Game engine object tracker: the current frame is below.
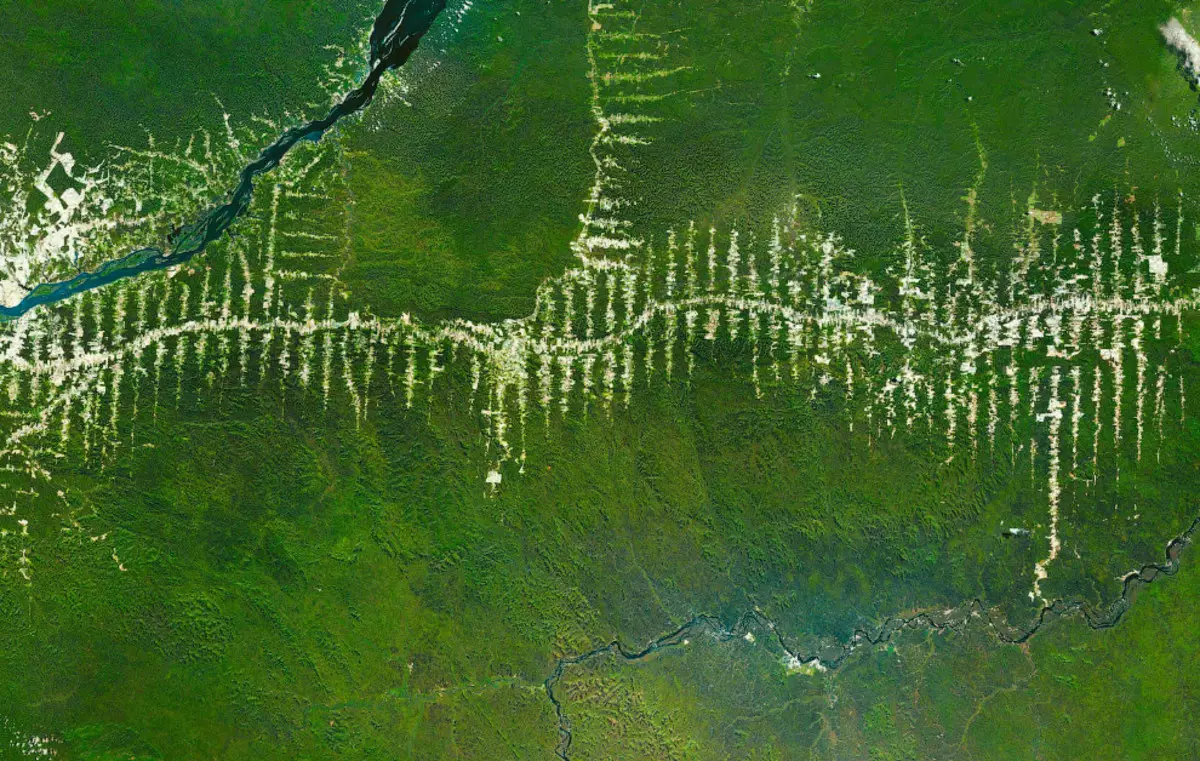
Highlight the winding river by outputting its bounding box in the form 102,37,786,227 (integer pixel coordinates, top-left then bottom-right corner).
544,514,1200,759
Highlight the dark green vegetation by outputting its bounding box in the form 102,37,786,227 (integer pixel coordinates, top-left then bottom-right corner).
335,0,1200,316
0,312,1196,758
338,0,595,322
0,0,378,156
3,0,1200,759
0,314,1196,760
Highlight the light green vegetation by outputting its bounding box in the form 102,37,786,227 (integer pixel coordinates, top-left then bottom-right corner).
1,0,1200,759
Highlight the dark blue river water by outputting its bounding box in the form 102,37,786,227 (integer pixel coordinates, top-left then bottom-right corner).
0,0,445,322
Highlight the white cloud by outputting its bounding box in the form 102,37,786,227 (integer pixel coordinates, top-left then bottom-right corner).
1161,18,1200,83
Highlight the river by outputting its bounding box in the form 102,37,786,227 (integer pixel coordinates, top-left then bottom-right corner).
0,0,446,322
